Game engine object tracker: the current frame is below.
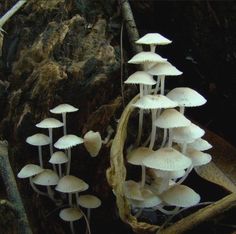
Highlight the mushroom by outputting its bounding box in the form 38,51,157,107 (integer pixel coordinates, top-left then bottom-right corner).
135,33,172,52
59,207,83,234
126,147,154,187
32,169,59,202
77,194,101,230
83,131,102,157
50,104,78,135
187,138,212,151
166,87,207,114
36,118,64,170
26,133,50,168
124,71,156,146
17,164,46,197
49,151,68,178
133,94,177,149
54,134,84,175
147,61,182,95
55,175,89,207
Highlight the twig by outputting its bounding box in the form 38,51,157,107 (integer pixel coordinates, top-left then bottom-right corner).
119,0,142,54
0,141,33,234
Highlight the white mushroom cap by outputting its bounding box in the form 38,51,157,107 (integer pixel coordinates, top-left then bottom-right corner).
123,180,143,201
26,133,50,146
187,138,212,151
147,61,182,76
136,33,172,45
59,208,82,222
78,195,101,209
154,109,191,129
143,147,192,171
32,169,59,186
160,184,200,207
49,151,68,164
54,134,84,149
129,189,162,208
36,118,64,128
83,131,102,157
186,149,212,166
133,94,177,110
50,104,78,114
172,123,205,144
166,87,207,107
55,175,89,193
128,52,167,64
17,164,44,179
124,71,156,85
150,168,185,180
126,147,154,166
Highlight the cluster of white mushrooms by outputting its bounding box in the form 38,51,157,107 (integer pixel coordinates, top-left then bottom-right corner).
17,104,102,234
124,33,213,219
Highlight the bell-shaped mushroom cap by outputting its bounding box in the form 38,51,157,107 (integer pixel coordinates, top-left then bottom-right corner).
26,133,50,146
150,168,185,180
32,169,59,186
133,94,177,110
49,151,68,164
143,147,192,171
50,104,78,114
17,164,44,179
78,195,101,209
83,131,102,157
123,180,143,201
128,52,167,64
148,61,182,76
127,147,154,166
187,138,212,151
59,208,82,222
166,87,207,107
186,149,212,166
172,123,205,144
154,109,191,129
55,175,89,193
136,33,172,45
129,189,162,208
36,118,64,128
54,134,84,149
160,184,200,207
124,71,156,85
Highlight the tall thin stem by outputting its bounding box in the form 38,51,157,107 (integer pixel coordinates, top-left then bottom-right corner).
38,146,43,168
66,148,72,175
149,109,158,149
160,75,166,95
62,113,67,135
69,221,75,234
29,177,48,197
141,165,146,187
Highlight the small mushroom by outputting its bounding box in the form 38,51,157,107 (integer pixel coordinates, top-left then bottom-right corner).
83,131,102,157
50,104,78,135
26,133,50,167
49,151,68,178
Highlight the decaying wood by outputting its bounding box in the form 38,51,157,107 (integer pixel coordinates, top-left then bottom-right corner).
0,142,32,234
161,193,236,234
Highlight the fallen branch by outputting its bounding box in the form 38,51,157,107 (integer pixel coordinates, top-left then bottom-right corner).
0,141,32,234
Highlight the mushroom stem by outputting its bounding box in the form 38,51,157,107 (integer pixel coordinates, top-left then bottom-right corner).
141,165,146,187
48,128,57,172
68,193,73,206
179,106,185,114
181,143,188,154
161,128,167,148
176,165,193,185
154,76,161,95
47,186,55,201
149,109,158,149
150,44,156,53
58,164,62,178
75,193,91,234
154,205,180,215
69,221,75,234
38,146,43,168
66,148,72,175
62,113,67,135
167,128,173,147
160,75,166,95
29,177,48,197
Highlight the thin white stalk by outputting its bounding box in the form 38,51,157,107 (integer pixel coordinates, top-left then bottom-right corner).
161,128,167,148
48,128,57,172
167,128,173,147
149,109,158,149
47,186,55,201
38,146,43,168
153,205,180,215
179,106,185,114
62,113,67,135
160,75,166,95
58,164,62,178
0,0,27,28
66,148,72,175
29,177,48,197
154,76,161,95
176,165,193,185
69,221,75,234
69,193,73,206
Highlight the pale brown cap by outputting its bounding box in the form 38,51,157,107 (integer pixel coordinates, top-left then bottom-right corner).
55,175,89,193
59,208,82,222
186,149,212,166
148,61,182,76
187,138,212,151
78,195,101,209
54,134,84,149
36,118,64,128
32,169,59,186
123,180,143,201
50,104,78,114
83,131,102,157
26,133,50,146
17,164,44,179
124,71,156,85
49,151,68,164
